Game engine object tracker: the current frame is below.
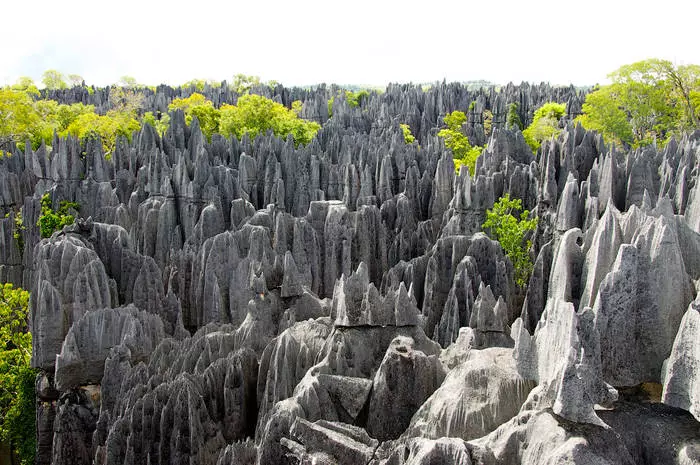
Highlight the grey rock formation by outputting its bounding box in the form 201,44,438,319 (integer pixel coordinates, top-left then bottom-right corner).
3,82,699,465
662,297,700,421
593,215,694,385
406,347,535,441
366,336,445,441
55,305,165,391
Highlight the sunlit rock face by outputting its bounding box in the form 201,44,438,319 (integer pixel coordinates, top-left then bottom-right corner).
1,81,698,465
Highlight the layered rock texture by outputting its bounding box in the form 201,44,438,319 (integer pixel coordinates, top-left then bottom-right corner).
1,82,699,465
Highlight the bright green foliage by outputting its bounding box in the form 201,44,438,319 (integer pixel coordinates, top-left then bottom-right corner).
167,93,319,145
345,89,369,108
443,110,467,131
64,111,140,157
219,94,320,147
507,102,523,129
0,88,41,149
437,111,483,175
57,87,142,155
42,70,68,90
168,93,220,141
11,77,39,97
522,102,566,152
1,85,139,153
37,193,79,238
0,283,35,465
400,123,415,144
482,194,538,287
327,96,334,117
576,85,635,147
577,59,700,148
142,111,171,136
453,145,484,175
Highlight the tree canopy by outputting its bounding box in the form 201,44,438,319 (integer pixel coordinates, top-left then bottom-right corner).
576,59,700,148
482,194,538,287
437,110,484,175
0,283,34,465
169,93,221,141
220,94,320,146
522,102,566,153
0,80,141,154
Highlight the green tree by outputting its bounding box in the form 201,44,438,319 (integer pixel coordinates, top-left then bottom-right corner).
42,70,68,90
576,85,634,147
142,111,170,136
437,110,483,175
4,210,25,255
0,283,34,465
37,193,79,238
522,102,566,152
482,194,538,287
219,94,320,147
400,123,415,144
109,86,143,116
63,111,140,157
345,89,369,108
577,59,700,147
183,79,206,92
0,88,41,149
168,93,220,141
11,77,39,96
483,109,493,137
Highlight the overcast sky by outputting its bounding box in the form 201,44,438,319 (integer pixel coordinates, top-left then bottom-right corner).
1,0,699,88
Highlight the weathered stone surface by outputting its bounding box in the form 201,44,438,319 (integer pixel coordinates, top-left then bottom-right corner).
366,336,445,441
256,318,333,432
593,215,694,385
373,436,473,465
31,234,112,371
406,347,535,441
55,305,165,391
663,297,700,421
284,418,378,465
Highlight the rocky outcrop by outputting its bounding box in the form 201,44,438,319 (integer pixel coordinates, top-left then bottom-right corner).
3,81,699,465
468,402,700,465
406,347,535,441
366,336,445,441
55,305,165,391
662,297,700,421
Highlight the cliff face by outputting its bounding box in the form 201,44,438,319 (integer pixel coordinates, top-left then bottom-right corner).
2,82,699,465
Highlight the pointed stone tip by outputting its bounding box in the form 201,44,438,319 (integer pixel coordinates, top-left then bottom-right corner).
355,261,369,281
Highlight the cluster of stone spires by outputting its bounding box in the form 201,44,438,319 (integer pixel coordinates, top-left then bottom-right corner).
0,81,698,465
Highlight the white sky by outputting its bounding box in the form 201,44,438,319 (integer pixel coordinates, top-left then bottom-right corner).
1,0,699,88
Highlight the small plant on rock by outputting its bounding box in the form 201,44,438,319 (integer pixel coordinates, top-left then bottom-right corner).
37,193,79,238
